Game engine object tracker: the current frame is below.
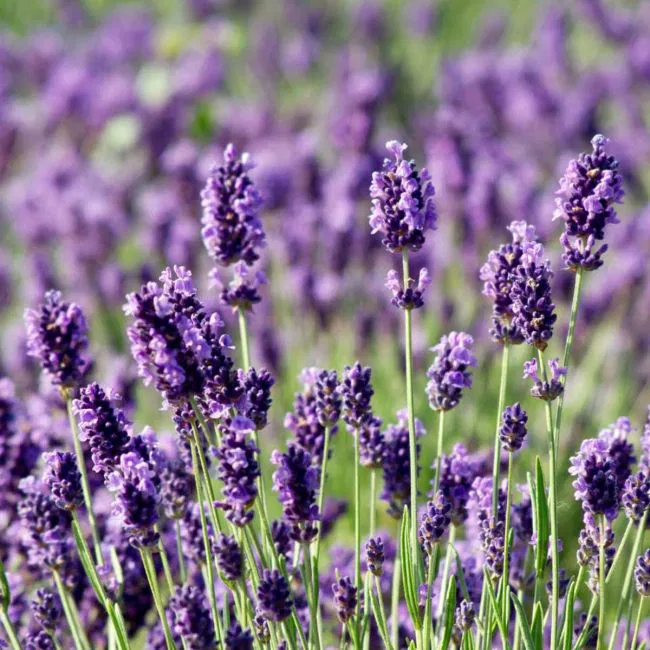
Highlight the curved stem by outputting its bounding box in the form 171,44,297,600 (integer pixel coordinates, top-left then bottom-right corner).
65,397,103,566
0,607,22,650
390,558,401,650
401,250,420,581
630,598,645,650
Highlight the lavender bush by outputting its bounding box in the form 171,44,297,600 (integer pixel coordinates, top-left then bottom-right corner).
1,1,650,649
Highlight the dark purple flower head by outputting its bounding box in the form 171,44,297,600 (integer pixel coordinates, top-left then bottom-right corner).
201,143,265,267
257,569,292,623
215,262,267,313
369,140,437,254
598,417,636,490
554,134,624,271
271,442,319,543
577,514,604,568
381,409,424,518
170,585,216,650
426,331,477,411
160,459,192,520
574,614,598,649
225,622,254,650
499,403,528,453
321,498,348,539
641,408,650,474
24,290,91,390
635,549,650,597
42,451,83,511
332,575,357,623
314,369,341,428
212,533,242,582
30,588,61,632
385,268,431,310
339,362,374,429
181,503,209,565
74,383,131,479
214,416,260,527
569,438,621,520
453,600,475,641
480,221,537,344
241,367,274,431
479,515,505,579
107,451,160,548
358,415,385,468
523,357,566,401
622,471,650,523
432,443,479,525
24,631,55,650
365,536,385,576
418,490,452,554
510,241,557,350
253,610,269,644
270,519,292,560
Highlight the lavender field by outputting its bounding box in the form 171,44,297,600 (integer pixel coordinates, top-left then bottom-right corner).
1,1,650,649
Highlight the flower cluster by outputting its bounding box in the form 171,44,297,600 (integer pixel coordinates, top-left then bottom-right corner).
42,451,83,511
499,403,528,453
418,490,451,554
523,357,566,401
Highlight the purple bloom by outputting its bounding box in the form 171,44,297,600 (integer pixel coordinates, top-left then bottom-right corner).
320,498,348,539
554,134,624,271
24,631,55,650
271,443,319,543
635,549,650,597
365,536,385,576
240,367,274,431
642,408,650,474
225,622,254,650
432,443,478,525
452,600,475,644
181,503,209,565
480,221,537,344
170,585,216,650
214,417,260,527
523,357,566,401
479,515,505,579
42,451,83,511
216,262,267,314
24,290,91,390
418,490,452,554
332,575,357,623
622,471,650,523
253,610,269,644
30,589,61,633
369,140,437,254
257,569,292,623
314,369,341,428
74,383,132,480
426,331,477,411
159,459,192,520
381,410,424,518
598,416,636,490
358,415,385,469
569,438,621,520
385,268,431,310
499,403,528,453
339,362,374,429
201,143,265,267
212,534,243,582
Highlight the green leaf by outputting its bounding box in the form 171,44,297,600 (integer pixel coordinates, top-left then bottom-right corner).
370,588,392,650
408,641,417,650
451,546,471,603
483,568,509,648
400,507,422,630
534,458,549,575
439,576,457,650
561,579,576,650
0,558,9,610
531,602,544,649
509,592,536,650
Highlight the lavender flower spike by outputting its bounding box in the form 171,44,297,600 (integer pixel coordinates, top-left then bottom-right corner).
170,585,216,650
369,140,437,254
635,549,650,597
385,267,431,311
42,451,83,511
339,362,374,430
332,575,358,623
523,357,566,401
418,490,452,554
499,403,528,453
426,331,477,411
554,134,624,271
256,569,292,623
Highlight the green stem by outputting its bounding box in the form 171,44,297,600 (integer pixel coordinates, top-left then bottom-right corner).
501,454,514,618
52,571,91,650
401,250,420,582
301,544,322,650
630,598,645,650
354,428,361,633
373,575,394,650
435,525,456,623
597,516,606,650
605,519,633,585
422,552,436,650
65,397,103,566
432,410,445,495
390,557,401,650
313,425,332,565
538,348,559,650
0,607,21,650
555,267,584,447
157,529,175,595
175,520,187,584
370,469,377,536
141,549,177,650
491,345,510,515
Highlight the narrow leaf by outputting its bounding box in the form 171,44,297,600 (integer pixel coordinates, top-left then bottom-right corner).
400,507,421,629
561,580,576,650
483,568,509,648
535,457,549,575
531,602,544,649
510,593,536,650
439,576,457,650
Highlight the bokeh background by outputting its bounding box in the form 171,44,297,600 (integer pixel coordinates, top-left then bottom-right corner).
1,0,650,639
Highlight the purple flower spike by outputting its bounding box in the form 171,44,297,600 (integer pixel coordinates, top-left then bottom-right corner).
598,416,636,490
30,589,61,633
201,143,265,267
25,631,56,650
385,267,431,310
418,490,452,554
160,459,193,520
358,415,385,469
271,443,319,543
523,357,566,401
314,369,341,428
42,451,83,511
479,515,505,579
426,331,477,411
339,362,374,430
365,536,385,576
622,471,650,523
170,585,216,650
257,569,292,623
215,261,267,313
635,549,650,597
369,140,437,254
332,575,358,623
554,134,624,271
241,368,274,431
213,533,243,582
432,443,479,525
499,403,528,453
225,622,254,650
24,290,91,390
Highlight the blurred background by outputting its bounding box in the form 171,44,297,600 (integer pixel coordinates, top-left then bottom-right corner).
1,0,650,597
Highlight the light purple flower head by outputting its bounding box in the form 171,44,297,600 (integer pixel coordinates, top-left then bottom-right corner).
385,267,431,310
523,357,566,401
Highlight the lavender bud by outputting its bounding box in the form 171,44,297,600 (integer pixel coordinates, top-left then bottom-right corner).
24,631,56,650
30,589,61,633
339,362,374,429
253,609,270,644
452,599,475,643
332,575,357,623
358,416,385,469
385,268,431,311
433,443,478,525
212,534,242,582
160,459,192,520
170,585,216,649
523,357,566,401
635,549,650,597
622,471,650,522
42,451,83,511
256,569,292,623
314,369,341,428
241,367,274,431
418,490,452,554
225,622,254,650
365,536,385,576
479,515,505,580
218,262,267,313
598,416,636,490
499,403,528,453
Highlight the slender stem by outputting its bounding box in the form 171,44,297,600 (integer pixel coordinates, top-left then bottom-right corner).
435,525,456,623
354,429,362,629
301,544,321,650
141,549,177,650
157,529,175,595
65,397,103,566
538,348,559,650
175,520,187,584
0,607,21,650
369,469,377,536
501,454,514,616
605,520,633,584
422,553,436,650
52,571,90,650
390,557,401,650
313,426,332,563
432,410,445,495
597,516,606,650
373,575,394,650
401,250,420,580
630,598,645,650
555,267,584,446
491,345,510,515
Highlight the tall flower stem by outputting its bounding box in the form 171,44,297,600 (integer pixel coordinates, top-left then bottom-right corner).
630,598,646,650
354,429,362,630
0,606,21,650
554,267,584,446
432,411,445,495
141,548,177,650
175,520,187,584
401,250,420,578
537,348,559,650
52,570,91,650
157,529,175,594
65,396,103,566
422,551,436,650
390,558,401,650
313,426,332,564
501,454,514,616
491,345,510,515
435,526,456,623
597,516,606,650
369,469,377,535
